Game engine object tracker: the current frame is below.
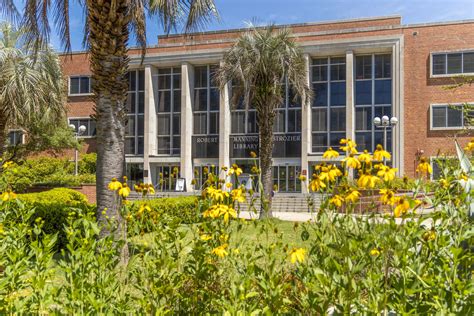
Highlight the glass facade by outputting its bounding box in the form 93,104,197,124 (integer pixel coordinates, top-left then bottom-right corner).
155,165,180,191
355,54,393,153
125,70,145,155
311,57,346,153
156,68,181,155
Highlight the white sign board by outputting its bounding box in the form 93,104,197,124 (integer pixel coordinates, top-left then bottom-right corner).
175,178,186,192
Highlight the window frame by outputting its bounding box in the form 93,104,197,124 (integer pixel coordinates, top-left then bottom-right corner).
193,65,220,136
429,103,473,130
68,75,93,96
7,129,25,146
125,70,145,156
67,117,97,138
430,50,474,78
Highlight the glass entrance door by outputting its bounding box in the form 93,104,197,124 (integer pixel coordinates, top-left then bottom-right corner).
155,165,180,191
272,165,301,193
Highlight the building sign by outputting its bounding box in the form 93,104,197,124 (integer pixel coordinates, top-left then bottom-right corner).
192,136,219,158
230,134,301,158
175,178,186,191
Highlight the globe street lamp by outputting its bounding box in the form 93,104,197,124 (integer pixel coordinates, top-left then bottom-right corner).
69,124,87,176
373,115,398,164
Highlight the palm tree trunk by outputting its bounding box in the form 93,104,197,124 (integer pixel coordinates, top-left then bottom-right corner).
0,117,7,158
258,106,275,218
87,0,130,262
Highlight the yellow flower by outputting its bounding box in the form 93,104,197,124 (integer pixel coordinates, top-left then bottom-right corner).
310,175,326,192
422,230,436,241
340,138,358,154
439,178,450,188
289,248,306,264
2,161,14,169
329,195,344,208
231,188,246,203
343,154,361,169
393,197,410,217
375,164,397,182
416,157,432,176
373,144,391,161
357,172,380,189
358,150,372,164
202,204,237,224
250,151,257,158
108,178,122,191
464,138,474,151
212,244,229,258
323,147,339,159
379,189,396,205
200,234,212,241
228,164,243,176
345,189,361,203
206,187,230,202
298,174,307,182
118,184,131,198
1,190,17,202
370,248,381,256
138,203,151,214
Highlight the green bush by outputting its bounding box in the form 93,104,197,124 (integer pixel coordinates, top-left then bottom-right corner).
18,188,92,250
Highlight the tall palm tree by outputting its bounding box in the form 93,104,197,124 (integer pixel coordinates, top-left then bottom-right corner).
0,22,66,158
216,25,311,217
1,1,218,248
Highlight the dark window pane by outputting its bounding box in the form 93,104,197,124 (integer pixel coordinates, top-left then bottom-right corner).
210,88,220,111
330,108,345,131
231,111,245,134
137,92,145,113
330,63,346,81
374,131,392,152
157,115,170,135
158,68,171,75
194,89,208,111
312,108,327,132
313,83,328,107
209,112,219,134
312,65,328,82
158,136,171,155
374,106,392,118
356,55,372,79
173,114,180,135
432,106,446,128
463,52,474,73
447,53,462,74
248,111,258,133
312,58,328,65
126,92,136,113
330,82,346,106
138,70,145,90
355,81,372,105
375,55,391,78
374,79,392,105
126,116,135,136
89,120,97,136
137,137,144,154
312,133,328,152
447,106,463,127
80,77,90,94
172,136,181,155
273,110,285,133
432,54,446,75
158,74,171,89
173,90,181,112
137,115,144,136
128,71,136,91
173,73,181,89
356,132,372,152
330,132,345,148
125,138,135,155
287,109,301,133
193,113,207,134
194,66,208,88
356,107,372,131
158,91,171,112
69,77,80,94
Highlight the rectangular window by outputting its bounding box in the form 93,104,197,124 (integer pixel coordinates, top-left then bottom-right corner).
355,54,393,152
7,130,23,146
68,118,97,137
69,76,91,95
126,70,145,155
311,56,346,152
432,51,474,76
431,104,471,129
193,65,220,136
156,67,181,156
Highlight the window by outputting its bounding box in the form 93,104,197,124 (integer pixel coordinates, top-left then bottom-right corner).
312,57,346,153
7,130,24,146
230,83,258,135
68,118,96,137
125,70,145,155
193,65,220,135
69,76,92,95
355,54,393,153
156,67,181,155
431,104,472,129
432,51,474,76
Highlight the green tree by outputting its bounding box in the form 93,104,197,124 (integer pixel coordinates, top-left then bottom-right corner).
0,22,68,159
215,25,311,217
1,0,218,258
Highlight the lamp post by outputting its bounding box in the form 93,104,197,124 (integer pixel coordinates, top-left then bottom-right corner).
69,124,87,176
373,115,398,164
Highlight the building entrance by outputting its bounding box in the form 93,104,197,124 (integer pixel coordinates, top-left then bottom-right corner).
272,165,301,193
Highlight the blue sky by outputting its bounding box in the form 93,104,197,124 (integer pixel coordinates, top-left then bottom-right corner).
11,0,474,51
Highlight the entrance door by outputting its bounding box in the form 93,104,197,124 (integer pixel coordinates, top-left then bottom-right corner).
155,165,180,191
272,165,301,193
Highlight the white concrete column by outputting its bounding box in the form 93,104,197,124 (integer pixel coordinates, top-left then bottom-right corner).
143,65,157,183
219,61,231,174
181,62,194,191
301,54,311,190
392,42,404,176
345,50,355,142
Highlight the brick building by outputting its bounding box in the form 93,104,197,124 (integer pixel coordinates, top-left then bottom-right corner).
60,15,474,192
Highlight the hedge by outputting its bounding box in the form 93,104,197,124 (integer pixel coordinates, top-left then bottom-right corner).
18,188,92,250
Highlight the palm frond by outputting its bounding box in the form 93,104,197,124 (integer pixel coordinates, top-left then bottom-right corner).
129,0,147,58
0,0,20,24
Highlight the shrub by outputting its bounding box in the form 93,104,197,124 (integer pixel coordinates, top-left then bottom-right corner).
18,188,92,250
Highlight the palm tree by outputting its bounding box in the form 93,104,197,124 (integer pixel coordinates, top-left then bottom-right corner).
1,0,218,257
215,25,311,217
0,22,66,158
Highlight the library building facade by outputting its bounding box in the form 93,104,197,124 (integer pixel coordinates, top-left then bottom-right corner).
61,15,474,193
